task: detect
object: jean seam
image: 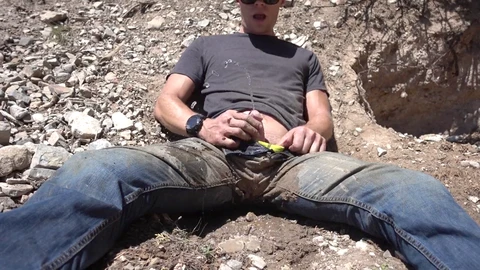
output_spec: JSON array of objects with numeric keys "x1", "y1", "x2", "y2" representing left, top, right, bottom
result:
[
  {"x1": 42, "y1": 179, "x2": 235, "y2": 270},
  {"x1": 292, "y1": 191, "x2": 450, "y2": 270}
]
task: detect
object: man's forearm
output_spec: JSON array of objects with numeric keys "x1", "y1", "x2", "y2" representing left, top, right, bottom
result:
[
  {"x1": 154, "y1": 94, "x2": 197, "y2": 137},
  {"x1": 305, "y1": 113, "x2": 334, "y2": 141}
]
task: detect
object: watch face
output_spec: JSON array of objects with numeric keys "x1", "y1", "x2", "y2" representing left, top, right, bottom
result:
[{"x1": 186, "y1": 115, "x2": 205, "y2": 136}]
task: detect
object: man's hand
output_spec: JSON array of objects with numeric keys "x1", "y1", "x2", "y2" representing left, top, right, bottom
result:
[
  {"x1": 198, "y1": 110, "x2": 265, "y2": 148},
  {"x1": 278, "y1": 126, "x2": 327, "y2": 154}
]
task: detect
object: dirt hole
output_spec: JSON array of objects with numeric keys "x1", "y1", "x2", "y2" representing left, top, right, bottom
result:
[{"x1": 352, "y1": 23, "x2": 480, "y2": 138}]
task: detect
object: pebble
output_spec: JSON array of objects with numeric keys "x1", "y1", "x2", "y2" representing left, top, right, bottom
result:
[
  {"x1": 105, "y1": 72, "x2": 118, "y2": 83},
  {"x1": 226, "y1": 259, "x2": 243, "y2": 270},
  {"x1": 245, "y1": 212, "x2": 256, "y2": 222},
  {"x1": 383, "y1": 250, "x2": 393, "y2": 258},
  {"x1": 197, "y1": 19, "x2": 210, "y2": 28},
  {"x1": 181, "y1": 35, "x2": 196, "y2": 48},
  {"x1": 377, "y1": 147, "x2": 387, "y2": 157},
  {"x1": 460, "y1": 160, "x2": 480, "y2": 169},
  {"x1": 28, "y1": 167, "x2": 56, "y2": 183},
  {"x1": 39, "y1": 11, "x2": 68, "y2": 24},
  {"x1": 18, "y1": 37, "x2": 34, "y2": 47},
  {"x1": 248, "y1": 254, "x2": 266, "y2": 269},
  {"x1": 0, "y1": 183, "x2": 34, "y2": 197},
  {"x1": 219, "y1": 264, "x2": 233, "y2": 270},
  {"x1": 468, "y1": 196, "x2": 479, "y2": 203},
  {"x1": 0, "y1": 145, "x2": 31, "y2": 177},
  {"x1": 87, "y1": 139, "x2": 113, "y2": 150},
  {"x1": 112, "y1": 112, "x2": 134, "y2": 130},
  {"x1": 65, "y1": 111, "x2": 102, "y2": 139},
  {"x1": 420, "y1": 134, "x2": 443, "y2": 142},
  {"x1": 147, "y1": 16, "x2": 165, "y2": 30},
  {"x1": 355, "y1": 240, "x2": 371, "y2": 251}
]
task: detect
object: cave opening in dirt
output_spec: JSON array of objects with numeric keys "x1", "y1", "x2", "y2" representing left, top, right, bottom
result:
[{"x1": 351, "y1": 24, "x2": 480, "y2": 139}]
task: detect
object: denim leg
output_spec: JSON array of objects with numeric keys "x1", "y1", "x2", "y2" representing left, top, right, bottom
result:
[
  {"x1": 265, "y1": 151, "x2": 480, "y2": 270},
  {"x1": 0, "y1": 138, "x2": 236, "y2": 270}
]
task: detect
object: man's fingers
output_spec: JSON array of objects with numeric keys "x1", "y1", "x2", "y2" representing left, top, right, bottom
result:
[
  {"x1": 219, "y1": 137, "x2": 240, "y2": 149},
  {"x1": 309, "y1": 137, "x2": 322, "y2": 153},
  {"x1": 225, "y1": 127, "x2": 252, "y2": 141},
  {"x1": 229, "y1": 117, "x2": 261, "y2": 138},
  {"x1": 278, "y1": 131, "x2": 294, "y2": 147},
  {"x1": 319, "y1": 138, "x2": 327, "y2": 152}
]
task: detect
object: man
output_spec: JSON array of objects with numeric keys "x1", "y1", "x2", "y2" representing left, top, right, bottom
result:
[{"x1": 0, "y1": 0, "x2": 479, "y2": 269}]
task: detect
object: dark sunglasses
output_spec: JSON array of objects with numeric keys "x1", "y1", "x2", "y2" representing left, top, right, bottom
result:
[{"x1": 240, "y1": 0, "x2": 280, "y2": 5}]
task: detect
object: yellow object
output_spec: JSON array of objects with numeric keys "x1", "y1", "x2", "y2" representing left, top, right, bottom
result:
[{"x1": 258, "y1": 140, "x2": 285, "y2": 153}]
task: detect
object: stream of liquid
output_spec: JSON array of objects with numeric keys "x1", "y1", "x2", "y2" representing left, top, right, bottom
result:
[{"x1": 224, "y1": 59, "x2": 255, "y2": 111}]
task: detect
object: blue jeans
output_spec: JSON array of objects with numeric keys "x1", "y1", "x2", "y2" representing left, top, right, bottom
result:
[{"x1": 0, "y1": 138, "x2": 479, "y2": 269}]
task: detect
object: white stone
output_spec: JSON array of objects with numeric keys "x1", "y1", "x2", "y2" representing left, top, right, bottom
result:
[
  {"x1": 87, "y1": 139, "x2": 113, "y2": 150},
  {"x1": 147, "y1": 16, "x2": 165, "y2": 30},
  {"x1": 112, "y1": 112, "x2": 134, "y2": 130},
  {"x1": 197, "y1": 19, "x2": 210, "y2": 28},
  {"x1": 93, "y1": 1, "x2": 103, "y2": 9},
  {"x1": 291, "y1": 35, "x2": 307, "y2": 47},
  {"x1": 105, "y1": 72, "x2": 118, "y2": 83},
  {"x1": 248, "y1": 254, "x2": 266, "y2": 269},
  {"x1": 32, "y1": 113, "x2": 46, "y2": 123},
  {"x1": 312, "y1": 235, "x2": 325, "y2": 245},
  {"x1": 181, "y1": 35, "x2": 196, "y2": 48},
  {"x1": 219, "y1": 264, "x2": 233, "y2": 270},
  {"x1": 226, "y1": 260, "x2": 243, "y2": 270},
  {"x1": 313, "y1": 21, "x2": 326, "y2": 30},
  {"x1": 468, "y1": 196, "x2": 479, "y2": 203},
  {"x1": 65, "y1": 111, "x2": 102, "y2": 139},
  {"x1": 460, "y1": 160, "x2": 480, "y2": 169},
  {"x1": 355, "y1": 240, "x2": 371, "y2": 251},
  {"x1": 420, "y1": 134, "x2": 443, "y2": 142},
  {"x1": 377, "y1": 147, "x2": 387, "y2": 157}
]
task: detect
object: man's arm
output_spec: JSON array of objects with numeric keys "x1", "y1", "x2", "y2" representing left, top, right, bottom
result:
[
  {"x1": 154, "y1": 74, "x2": 197, "y2": 137},
  {"x1": 278, "y1": 89, "x2": 333, "y2": 154},
  {"x1": 154, "y1": 74, "x2": 264, "y2": 147},
  {"x1": 304, "y1": 89, "x2": 333, "y2": 141}
]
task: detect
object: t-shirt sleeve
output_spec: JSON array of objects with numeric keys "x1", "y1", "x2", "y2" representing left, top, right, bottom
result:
[
  {"x1": 168, "y1": 37, "x2": 205, "y2": 88},
  {"x1": 306, "y1": 52, "x2": 328, "y2": 94}
]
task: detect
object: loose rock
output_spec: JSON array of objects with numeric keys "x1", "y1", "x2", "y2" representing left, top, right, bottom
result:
[
  {"x1": 248, "y1": 254, "x2": 266, "y2": 270},
  {"x1": 30, "y1": 144, "x2": 72, "y2": 170},
  {"x1": 40, "y1": 11, "x2": 68, "y2": 24},
  {"x1": 0, "y1": 183, "x2": 34, "y2": 197},
  {"x1": 112, "y1": 112, "x2": 134, "y2": 130},
  {"x1": 65, "y1": 111, "x2": 102, "y2": 139},
  {"x1": 0, "y1": 145, "x2": 32, "y2": 177}
]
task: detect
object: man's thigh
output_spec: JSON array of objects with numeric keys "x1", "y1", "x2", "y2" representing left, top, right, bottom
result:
[{"x1": 264, "y1": 151, "x2": 449, "y2": 215}]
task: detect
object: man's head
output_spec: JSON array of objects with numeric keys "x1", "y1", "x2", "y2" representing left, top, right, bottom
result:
[{"x1": 237, "y1": 0, "x2": 285, "y2": 36}]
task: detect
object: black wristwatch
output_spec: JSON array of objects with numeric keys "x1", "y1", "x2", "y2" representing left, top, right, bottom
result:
[{"x1": 185, "y1": 114, "x2": 206, "y2": 137}]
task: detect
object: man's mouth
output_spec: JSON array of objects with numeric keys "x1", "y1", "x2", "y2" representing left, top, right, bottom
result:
[{"x1": 253, "y1": 14, "x2": 266, "y2": 20}]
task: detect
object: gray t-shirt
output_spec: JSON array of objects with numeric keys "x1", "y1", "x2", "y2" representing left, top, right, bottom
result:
[{"x1": 170, "y1": 32, "x2": 327, "y2": 130}]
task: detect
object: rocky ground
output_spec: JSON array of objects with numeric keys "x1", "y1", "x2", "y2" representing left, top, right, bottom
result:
[{"x1": 1, "y1": 0, "x2": 479, "y2": 269}]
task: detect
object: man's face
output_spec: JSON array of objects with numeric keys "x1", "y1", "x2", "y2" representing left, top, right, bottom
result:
[{"x1": 237, "y1": 0, "x2": 285, "y2": 36}]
